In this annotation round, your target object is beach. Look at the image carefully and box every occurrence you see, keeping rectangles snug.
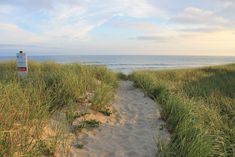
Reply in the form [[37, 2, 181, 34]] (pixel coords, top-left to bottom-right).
[[0, 61, 234, 157], [1, 0, 235, 156], [68, 81, 169, 157]]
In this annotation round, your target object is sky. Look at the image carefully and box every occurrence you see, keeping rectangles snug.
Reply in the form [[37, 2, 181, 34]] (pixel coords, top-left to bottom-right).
[[0, 0, 235, 56]]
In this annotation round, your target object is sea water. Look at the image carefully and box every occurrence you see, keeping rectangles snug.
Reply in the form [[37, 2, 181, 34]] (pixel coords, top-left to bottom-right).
[[1, 55, 235, 74]]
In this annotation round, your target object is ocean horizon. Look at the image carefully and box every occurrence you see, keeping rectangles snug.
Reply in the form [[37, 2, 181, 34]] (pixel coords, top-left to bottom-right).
[[1, 55, 235, 74]]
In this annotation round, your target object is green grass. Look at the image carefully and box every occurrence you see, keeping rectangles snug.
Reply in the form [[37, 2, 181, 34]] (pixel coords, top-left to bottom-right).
[[130, 64, 235, 157], [99, 108, 112, 116], [75, 143, 84, 149], [117, 72, 129, 80], [0, 61, 117, 156], [75, 120, 100, 129]]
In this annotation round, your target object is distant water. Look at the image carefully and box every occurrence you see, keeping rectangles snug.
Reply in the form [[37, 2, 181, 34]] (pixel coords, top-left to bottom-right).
[[1, 55, 235, 74]]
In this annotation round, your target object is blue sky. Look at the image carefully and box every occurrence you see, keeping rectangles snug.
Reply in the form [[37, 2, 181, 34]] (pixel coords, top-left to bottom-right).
[[0, 0, 235, 56]]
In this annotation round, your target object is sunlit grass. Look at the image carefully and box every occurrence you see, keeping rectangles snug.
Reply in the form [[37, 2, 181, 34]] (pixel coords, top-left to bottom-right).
[[0, 61, 117, 156], [130, 64, 235, 157]]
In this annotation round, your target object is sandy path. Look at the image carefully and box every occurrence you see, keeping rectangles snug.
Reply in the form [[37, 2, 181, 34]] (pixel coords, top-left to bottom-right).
[[69, 81, 169, 157]]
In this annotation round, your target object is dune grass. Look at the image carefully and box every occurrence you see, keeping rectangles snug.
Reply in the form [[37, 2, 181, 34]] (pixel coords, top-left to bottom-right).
[[0, 61, 117, 156], [130, 64, 235, 157]]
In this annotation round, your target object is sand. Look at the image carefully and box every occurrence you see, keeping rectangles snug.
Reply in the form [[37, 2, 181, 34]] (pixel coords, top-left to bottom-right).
[[68, 81, 169, 157]]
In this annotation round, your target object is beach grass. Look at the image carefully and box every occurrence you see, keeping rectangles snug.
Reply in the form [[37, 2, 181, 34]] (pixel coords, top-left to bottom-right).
[[130, 64, 235, 157], [0, 61, 117, 156]]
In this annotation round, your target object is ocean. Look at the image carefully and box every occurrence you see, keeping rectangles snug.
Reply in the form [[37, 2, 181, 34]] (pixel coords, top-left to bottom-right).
[[1, 55, 235, 74]]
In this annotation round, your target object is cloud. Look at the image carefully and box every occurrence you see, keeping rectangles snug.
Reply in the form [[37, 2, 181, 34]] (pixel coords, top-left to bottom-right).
[[206, 0, 233, 3], [0, 4, 15, 14], [171, 7, 229, 26], [203, 0, 235, 21], [49, 0, 164, 40], [115, 0, 164, 18], [0, 43, 59, 49], [130, 35, 169, 42], [7, 0, 163, 17], [0, 0, 54, 11], [0, 0, 169, 54], [220, 2, 235, 20], [0, 23, 42, 44], [178, 27, 222, 33], [0, 0, 165, 41], [0, 0, 235, 56], [169, 7, 235, 34]]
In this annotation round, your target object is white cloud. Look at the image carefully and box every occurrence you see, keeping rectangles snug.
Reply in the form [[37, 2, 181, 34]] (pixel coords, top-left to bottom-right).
[[111, 21, 179, 42], [219, 1, 235, 19], [0, 4, 15, 14], [0, 0, 53, 11], [130, 35, 169, 42], [115, 0, 164, 18], [171, 7, 229, 26], [0, 0, 165, 41], [0, 0, 234, 55], [48, 0, 164, 39], [0, 23, 42, 44], [169, 7, 235, 34]]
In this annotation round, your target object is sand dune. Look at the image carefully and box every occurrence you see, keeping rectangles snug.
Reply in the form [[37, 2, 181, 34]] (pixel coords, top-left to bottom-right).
[[69, 81, 169, 157]]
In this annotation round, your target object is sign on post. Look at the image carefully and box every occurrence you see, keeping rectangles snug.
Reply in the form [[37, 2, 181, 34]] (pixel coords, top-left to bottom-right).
[[16, 51, 28, 77]]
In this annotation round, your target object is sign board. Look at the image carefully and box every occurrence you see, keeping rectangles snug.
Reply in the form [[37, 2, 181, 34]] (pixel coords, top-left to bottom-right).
[[16, 51, 28, 77]]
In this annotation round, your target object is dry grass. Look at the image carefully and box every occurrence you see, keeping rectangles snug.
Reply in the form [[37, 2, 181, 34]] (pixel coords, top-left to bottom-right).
[[130, 64, 235, 157], [0, 61, 117, 156]]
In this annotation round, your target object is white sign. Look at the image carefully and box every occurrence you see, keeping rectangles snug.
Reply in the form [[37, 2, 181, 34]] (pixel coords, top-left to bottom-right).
[[16, 52, 28, 76]]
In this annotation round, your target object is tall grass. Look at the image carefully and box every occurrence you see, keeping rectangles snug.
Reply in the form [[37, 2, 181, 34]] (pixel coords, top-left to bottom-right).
[[130, 64, 235, 157], [0, 61, 117, 156]]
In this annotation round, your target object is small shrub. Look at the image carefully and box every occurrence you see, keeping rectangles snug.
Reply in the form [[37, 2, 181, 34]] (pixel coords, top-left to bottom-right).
[[76, 120, 100, 129], [117, 72, 128, 80], [75, 143, 84, 149], [99, 108, 112, 116]]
